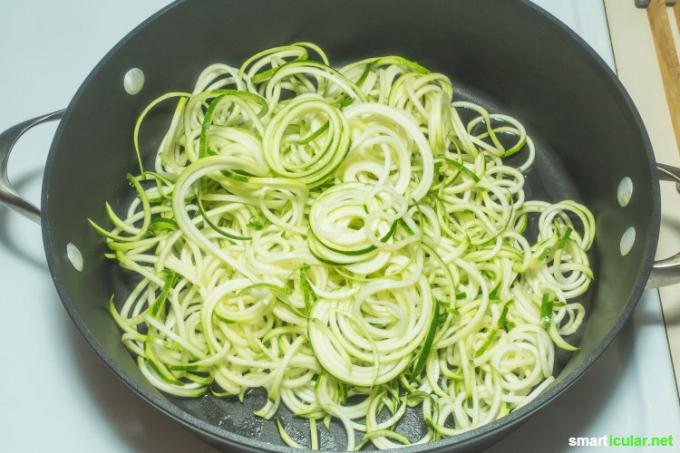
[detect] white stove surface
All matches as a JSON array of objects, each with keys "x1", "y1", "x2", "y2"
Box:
[{"x1": 0, "y1": 1, "x2": 678, "y2": 452}]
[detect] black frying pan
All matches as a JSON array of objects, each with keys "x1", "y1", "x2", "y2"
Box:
[{"x1": 0, "y1": 0, "x2": 677, "y2": 451}]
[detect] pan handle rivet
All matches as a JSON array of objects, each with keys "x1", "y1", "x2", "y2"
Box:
[
  {"x1": 66, "y1": 242, "x2": 84, "y2": 272},
  {"x1": 617, "y1": 177, "x2": 633, "y2": 207},
  {"x1": 123, "y1": 68, "x2": 145, "y2": 95},
  {"x1": 620, "y1": 227, "x2": 636, "y2": 256}
]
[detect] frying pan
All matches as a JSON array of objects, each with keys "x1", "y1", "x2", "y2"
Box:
[{"x1": 1, "y1": 0, "x2": 678, "y2": 451}]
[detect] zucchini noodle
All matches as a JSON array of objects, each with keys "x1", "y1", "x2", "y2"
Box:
[{"x1": 92, "y1": 43, "x2": 595, "y2": 450}]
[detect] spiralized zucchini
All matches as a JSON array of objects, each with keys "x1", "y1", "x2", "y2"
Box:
[{"x1": 92, "y1": 43, "x2": 595, "y2": 450}]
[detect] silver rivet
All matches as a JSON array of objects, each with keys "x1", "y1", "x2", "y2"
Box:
[
  {"x1": 617, "y1": 177, "x2": 633, "y2": 207},
  {"x1": 620, "y1": 227, "x2": 636, "y2": 256},
  {"x1": 66, "y1": 242, "x2": 84, "y2": 272},
  {"x1": 123, "y1": 68, "x2": 145, "y2": 95}
]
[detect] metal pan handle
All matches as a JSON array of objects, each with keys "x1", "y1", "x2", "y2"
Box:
[
  {"x1": 647, "y1": 163, "x2": 680, "y2": 287},
  {"x1": 0, "y1": 110, "x2": 65, "y2": 224}
]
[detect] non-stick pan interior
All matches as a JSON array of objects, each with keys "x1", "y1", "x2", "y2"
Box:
[{"x1": 42, "y1": 0, "x2": 659, "y2": 451}]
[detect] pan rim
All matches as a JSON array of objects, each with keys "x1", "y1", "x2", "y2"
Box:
[{"x1": 40, "y1": 0, "x2": 661, "y2": 451}]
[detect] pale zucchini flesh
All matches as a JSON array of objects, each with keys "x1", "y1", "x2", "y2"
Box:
[{"x1": 94, "y1": 43, "x2": 595, "y2": 450}]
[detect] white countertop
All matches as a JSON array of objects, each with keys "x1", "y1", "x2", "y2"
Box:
[{"x1": 0, "y1": 1, "x2": 678, "y2": 452}]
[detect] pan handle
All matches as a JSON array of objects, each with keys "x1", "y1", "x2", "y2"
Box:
[
  {"x1": 647, "y1": 163, "x2": 680, "y2": 288},
  {"x1": 0, "y1": 110, "x2": 65, "y2": 224}
]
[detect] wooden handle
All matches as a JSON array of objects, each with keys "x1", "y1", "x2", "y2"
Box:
[{"x1": 648, "y1": 0, "x2": 680, "y2": 154}]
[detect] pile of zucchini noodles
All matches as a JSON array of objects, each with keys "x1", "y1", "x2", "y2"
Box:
[{"x1": 93, "y1": 43, "x2": 595, "y2": 450}]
